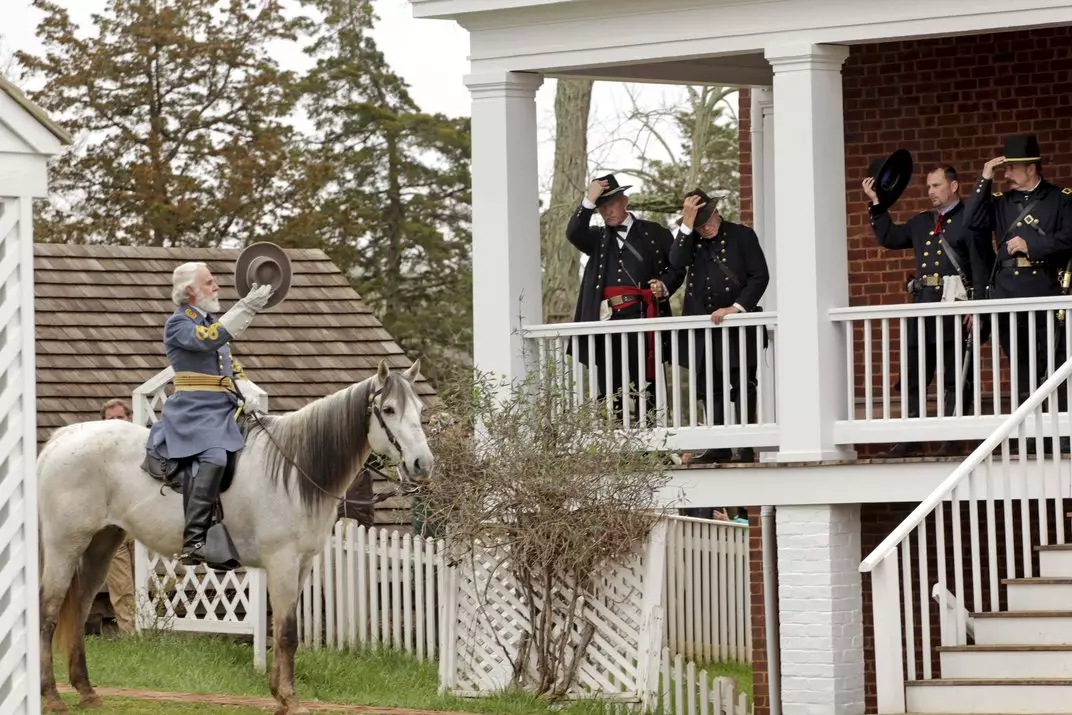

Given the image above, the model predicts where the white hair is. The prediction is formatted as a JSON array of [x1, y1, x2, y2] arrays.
[[171, 261, 207, 305]]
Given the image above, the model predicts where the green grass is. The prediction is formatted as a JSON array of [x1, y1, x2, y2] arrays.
[[51, 694, 282, 714], [54, 631, 686, 714], [695, 660, 753, 702]]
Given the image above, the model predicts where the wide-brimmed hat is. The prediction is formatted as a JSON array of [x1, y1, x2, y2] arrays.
[[593, 173, 631, 207], [866, 148, 914, 212], [678, 188, 718, 228], [235, 241, 291, 310], [1002, 134, 1042, 163]]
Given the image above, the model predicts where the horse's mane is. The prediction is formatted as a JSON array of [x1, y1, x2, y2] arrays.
[[247, 372, 412, 513]]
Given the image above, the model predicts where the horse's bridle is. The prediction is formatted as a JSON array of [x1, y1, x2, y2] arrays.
[[236, 383, 421, 511], [368, 386, 422, 498]]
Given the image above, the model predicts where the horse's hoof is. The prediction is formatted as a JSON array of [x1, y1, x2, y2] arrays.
[[274, 704, 309, 715], [78, 693, 103, 709], [43, 697, 69, 713]]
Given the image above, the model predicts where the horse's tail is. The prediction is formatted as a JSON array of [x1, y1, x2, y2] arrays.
[[52, 564, 85, 660]]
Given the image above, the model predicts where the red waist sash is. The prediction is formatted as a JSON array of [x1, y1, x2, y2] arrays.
[[603, 286, 657, 376]]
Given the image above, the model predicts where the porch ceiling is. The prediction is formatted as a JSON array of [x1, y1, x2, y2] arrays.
[[551, 52, 772, 87]]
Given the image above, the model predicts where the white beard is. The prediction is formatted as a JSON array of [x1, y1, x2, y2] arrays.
[[198, 291, 221, 314]]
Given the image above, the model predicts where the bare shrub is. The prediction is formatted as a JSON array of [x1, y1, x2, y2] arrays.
[[422, 359, 675, 700]]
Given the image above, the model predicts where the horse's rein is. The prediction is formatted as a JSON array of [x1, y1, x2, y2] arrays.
[[233, 382, 419, 510]]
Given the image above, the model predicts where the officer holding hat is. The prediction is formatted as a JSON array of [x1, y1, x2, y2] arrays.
[[670, 188, 769, 466], [566, 173, 685, 423], [963, 134, 1072, 414], [864, 152, 995, 457]]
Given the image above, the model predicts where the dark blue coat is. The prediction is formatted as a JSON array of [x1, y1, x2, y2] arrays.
[[147, 304, 246, 460]]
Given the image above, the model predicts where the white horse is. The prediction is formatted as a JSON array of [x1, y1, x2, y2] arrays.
[[36, 360, 433, 715]]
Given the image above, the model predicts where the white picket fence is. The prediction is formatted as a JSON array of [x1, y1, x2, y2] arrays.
[[299, 517, 752, 669], [664, 517, 751, 664], [296, 521, 446, 660]]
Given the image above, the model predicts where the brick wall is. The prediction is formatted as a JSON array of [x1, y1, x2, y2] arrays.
[[740, 28, 1072, 455]]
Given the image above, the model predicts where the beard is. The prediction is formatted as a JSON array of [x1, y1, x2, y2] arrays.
[[198, 289, 221, 314]]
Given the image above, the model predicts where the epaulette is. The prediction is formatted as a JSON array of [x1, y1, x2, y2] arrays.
[[993, 192, 1003, 197], [1062, 187, 1071, 196], [183, 308, 197, 319]]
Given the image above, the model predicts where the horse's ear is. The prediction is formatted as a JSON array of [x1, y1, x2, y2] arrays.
[[402, 358, 420, 383], [377, 360, 389, 384]]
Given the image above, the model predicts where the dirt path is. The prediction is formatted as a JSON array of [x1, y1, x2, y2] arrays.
[[57, 685, 478, 714]]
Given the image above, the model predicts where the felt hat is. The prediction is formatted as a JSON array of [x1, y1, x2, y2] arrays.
[[235, 241, 291, 310], [866, 148, 914, 212], [680, 188, 719, 228], [1002, 134, 1042, 163], [592, 173, 632, 207]]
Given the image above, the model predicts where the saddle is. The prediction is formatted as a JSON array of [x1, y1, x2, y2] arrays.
[[140, 413, 254, 512]]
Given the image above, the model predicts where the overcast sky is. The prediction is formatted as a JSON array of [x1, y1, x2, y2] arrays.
[[2, 0, 719, 201]]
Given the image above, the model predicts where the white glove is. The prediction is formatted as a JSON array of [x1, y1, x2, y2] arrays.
[[219, 283, 273, 340]]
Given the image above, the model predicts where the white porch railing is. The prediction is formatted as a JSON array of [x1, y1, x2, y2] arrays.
[[859, 355, 1072, 713], [832, 296, 1072, 444], [131, 366, 269, 671], [521, 313, 778, 452]]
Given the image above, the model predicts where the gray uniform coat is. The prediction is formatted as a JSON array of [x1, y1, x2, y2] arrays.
[[147, 304, 246, 460]]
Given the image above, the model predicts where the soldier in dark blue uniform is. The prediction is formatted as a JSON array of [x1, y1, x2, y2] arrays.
[[865, 165, 996, 457], [147, 261, 273, 567], [963, 135, 1072, 419], [566, 174, 686, 422], [669, 189, 769, 466]]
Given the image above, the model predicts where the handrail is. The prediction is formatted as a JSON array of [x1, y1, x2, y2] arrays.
[[830, 294, 1071, 320], [521, 311, 777, 338], [859, 353, 1072, 573]]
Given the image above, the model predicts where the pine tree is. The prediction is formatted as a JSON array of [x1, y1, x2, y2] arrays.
[[16, 0, 309, 247], [292, 0, 473, 386]]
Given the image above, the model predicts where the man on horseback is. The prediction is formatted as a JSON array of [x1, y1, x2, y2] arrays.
[[146, 261, 273, 567]]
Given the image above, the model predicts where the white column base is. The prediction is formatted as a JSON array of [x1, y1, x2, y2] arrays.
[[776, 504, 866, 715]]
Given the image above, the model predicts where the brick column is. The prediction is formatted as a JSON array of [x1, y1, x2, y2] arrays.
[[776, 504, 866, 715]]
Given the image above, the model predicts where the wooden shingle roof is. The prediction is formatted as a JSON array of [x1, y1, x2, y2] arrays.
[[34, 243, 435, 527]]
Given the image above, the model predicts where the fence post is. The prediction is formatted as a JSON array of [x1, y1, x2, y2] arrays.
[[249, 568, 268, 672], [638, 519, 668, 710], [872, 552, 906, 714]]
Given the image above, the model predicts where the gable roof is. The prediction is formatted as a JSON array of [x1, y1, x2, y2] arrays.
[[0, 75, 73, 146], [34, 243, 435, 527]]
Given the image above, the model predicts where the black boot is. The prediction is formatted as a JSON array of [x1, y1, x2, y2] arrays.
[[180, 462, 240, 570]]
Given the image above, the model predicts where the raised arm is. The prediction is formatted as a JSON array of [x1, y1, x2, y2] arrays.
[[669, 193, 706, 269], [863, 177, 913, 249], [566, 179, 611, 256]]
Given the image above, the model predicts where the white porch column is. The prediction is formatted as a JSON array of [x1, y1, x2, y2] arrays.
[[766, 44, 855, 462], [776, 504, 866, 715], [464, 71, 545, 385]]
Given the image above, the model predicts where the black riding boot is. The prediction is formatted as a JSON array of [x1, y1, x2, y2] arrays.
[[180, 462, 240, 569]]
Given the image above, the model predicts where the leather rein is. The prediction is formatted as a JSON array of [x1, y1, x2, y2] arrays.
[[239, 383, 421, 510]]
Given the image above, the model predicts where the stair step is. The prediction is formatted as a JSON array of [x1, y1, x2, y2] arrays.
[[1037, 547, 1072, 577], [973, 611, 1072, 645], [938, 645, 1072, 679], [1003, 578, 1072, 611], [905, 679, 1072, 714]]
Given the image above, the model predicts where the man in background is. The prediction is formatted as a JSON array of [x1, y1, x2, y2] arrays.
[[100, 398, 136, 635]]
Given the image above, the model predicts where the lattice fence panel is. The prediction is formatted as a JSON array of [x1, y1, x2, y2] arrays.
[[443, 528, 665, 705], [131, 373, 269, 670], [0, 199, 38, 714]]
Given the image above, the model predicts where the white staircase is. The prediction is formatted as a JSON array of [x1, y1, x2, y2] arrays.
[[907, 537, 1072, 713], [860, 360, 1072, 715]]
